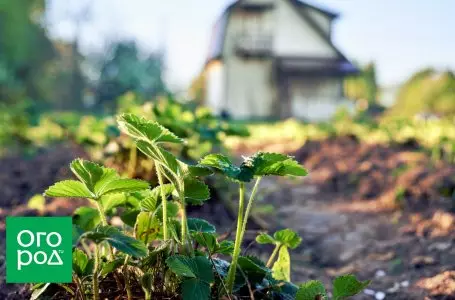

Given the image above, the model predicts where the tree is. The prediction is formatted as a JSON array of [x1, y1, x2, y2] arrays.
[[95, 41, 168, 109], [344, 62, 378, 104]]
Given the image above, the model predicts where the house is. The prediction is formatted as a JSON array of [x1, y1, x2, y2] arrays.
[[204, 0, 358, 121]]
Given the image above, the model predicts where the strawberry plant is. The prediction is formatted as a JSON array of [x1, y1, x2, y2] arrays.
[[38, 113, 369, 299]]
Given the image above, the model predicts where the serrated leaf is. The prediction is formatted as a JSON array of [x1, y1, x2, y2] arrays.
[[155, 202, 180, 220], [70, 159, 104, 191], [135, 212, 161, 244], [295, 280, 327, 300], [140, 184, 174, 212], [188, 218, 216, 233], [236, 256, 270, 285], [332, 275, 370, 300], [184, 177, 210, 205], [245, 152, 308, 177], [272, 246, 291, 282], [182, 278, 211, 300], [97, 178, 149, 196], [136, 140, 181, 175], [166, 255, 214, 282], [82, 225, 148, 257], [101, 194, 127, 213], [165, 255, 197, 278], [44, 180, 93, 198], [72, 249, 91, 277], [121, 209, 140, 227], [117, 113, 183, 144], [216, 240, 234, 255], [198, 154, 249, 181], [274, 229, 302, 249], [194, 232, 217, 253], [256, 233, 276, 245], [185, 164, 213, 177], [100, 258, 124, 278], [73, 206, 100, 231]]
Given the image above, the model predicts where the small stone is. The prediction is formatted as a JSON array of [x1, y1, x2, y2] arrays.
[[375, 269, 386, 278], [387, 282, 400, 293], [364, 289, 375, 295], [400, 280, 409, 287], [375, 291, 386, 300]]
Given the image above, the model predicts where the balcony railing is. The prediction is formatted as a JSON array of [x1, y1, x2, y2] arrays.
[[234, 34, 273, 57]]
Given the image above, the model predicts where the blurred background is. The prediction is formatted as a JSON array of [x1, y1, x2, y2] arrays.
[[1, 0, 455, 299]]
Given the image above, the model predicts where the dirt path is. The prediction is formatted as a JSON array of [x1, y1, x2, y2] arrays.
[[253, 176, 454, 299]]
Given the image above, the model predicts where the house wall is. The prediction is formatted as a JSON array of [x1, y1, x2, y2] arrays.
[[205, 61, 225, 115], [290, 77, 348, 121], [273, 0, 336, 57]]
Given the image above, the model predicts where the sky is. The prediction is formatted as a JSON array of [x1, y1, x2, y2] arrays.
[[47, 0, 455, 90]]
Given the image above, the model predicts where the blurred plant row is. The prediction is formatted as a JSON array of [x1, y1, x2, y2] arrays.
[[226, 112, 455, 163]]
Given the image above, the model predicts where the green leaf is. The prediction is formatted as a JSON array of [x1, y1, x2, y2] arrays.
[[140, 184, 174, 212], [72, 249, 92, 277], [216, 240, 234, 255], [82, 225, 148, 257], [295, 280, 327, 300], [97, 178, 149, 196], [185, 164, 213, 177], [121, 209, 140, 227], [100, 258, 124, 278], [30, 283, 51, 300], [182, 278, 211, 300], [70, 159, 104, 191], [198, 154, 249, 181], [166, 255, 197, 278], [136, 140, 180, 175], [155, 202, 180, 219], [245, 152, 308, 177], [166, 255, 214, 300], [256, 233, 276, 245], [166, 255, 214, 282], [47, 159, 149, 200], [274, 229, 302, 249], [73, 206, 100, 231], [184, 177, 210, 205], [272, 246, 291, 282], [101, 194, 127, 213], [332, 275, 370, 300], [27, 194, 46, 211], [187, 218, 216, 233], [117, 113, 183, 144], [44, 180, 93, 198], [236, 256, 270, 285], [194, 232, 217, 253], [135, 212, 160, 244]]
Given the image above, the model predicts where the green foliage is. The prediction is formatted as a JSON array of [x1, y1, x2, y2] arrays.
[[332, 275, 371, 300], [295, 280, 327, 300], [271, 246, 291, 282], [41, 115, 367, 300], [45, 159, 149, 200], [82, 225, 148, 257], [166, 255, 214, 300]]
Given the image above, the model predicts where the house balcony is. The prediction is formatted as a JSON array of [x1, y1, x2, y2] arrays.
[[234, 34, 273, 58]]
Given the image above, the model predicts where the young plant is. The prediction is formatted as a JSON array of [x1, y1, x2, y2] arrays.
[[198, 152, 308, 294]]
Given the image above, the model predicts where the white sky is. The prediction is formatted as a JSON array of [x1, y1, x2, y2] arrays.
[[47, 0, 455, 90]]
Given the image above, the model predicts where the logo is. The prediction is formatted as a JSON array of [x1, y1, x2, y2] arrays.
[[6, 217, 72, 283]]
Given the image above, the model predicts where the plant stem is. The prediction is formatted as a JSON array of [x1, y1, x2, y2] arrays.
[[96, 201, 108, 226], [240, 177, 262, 239], [180, 197, 188, 247], [123, 255, 132, 300], [156, 164, 169, 240], [93, 244, 100, 300], [95, 200, 114, 259], [266, 244, 281, 268], [127, 144, 137, 178], [225, 182, 246, 295]]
